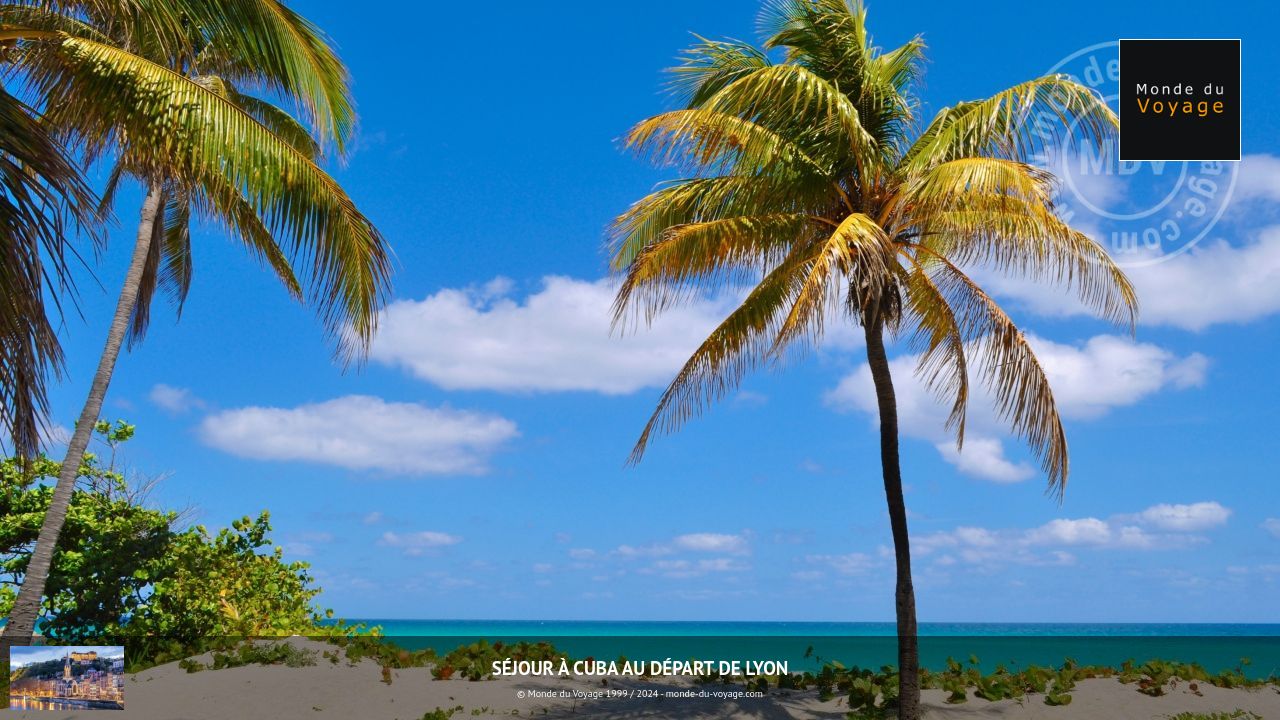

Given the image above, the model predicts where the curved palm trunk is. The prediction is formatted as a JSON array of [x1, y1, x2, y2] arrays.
[[864, 317, 920, 720], [1, 184, 164, 652]]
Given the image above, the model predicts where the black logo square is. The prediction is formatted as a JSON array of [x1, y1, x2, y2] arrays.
[[1119, 39, 1240, 161]]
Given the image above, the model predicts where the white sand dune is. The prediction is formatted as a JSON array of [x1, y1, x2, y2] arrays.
[[7, 640, 1278, 719]]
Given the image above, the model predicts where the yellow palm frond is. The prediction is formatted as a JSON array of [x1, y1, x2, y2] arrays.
[[624, 108, 831, 178], [900, 157, 1055, 214], [901, 75, 1116, 170], [899, 158, 1138, 330], [613, 213, 829, 325], [609, 174, 838, 270], [915, 205, 1138, 330], [701, 62, 881, 176], [773, 212, 891, 350], [627, 245, 817, 463]]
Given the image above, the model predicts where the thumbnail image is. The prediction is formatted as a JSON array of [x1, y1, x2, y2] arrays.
[[7, 647, 124, 711]]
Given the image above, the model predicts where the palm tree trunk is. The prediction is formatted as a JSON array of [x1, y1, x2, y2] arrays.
[[864, 316, 920, 720], [1, 184, 164, 652]]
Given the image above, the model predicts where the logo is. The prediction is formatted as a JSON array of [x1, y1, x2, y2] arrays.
[[1038, 41, 1238, 267], [1119, 39, 1240, 162]]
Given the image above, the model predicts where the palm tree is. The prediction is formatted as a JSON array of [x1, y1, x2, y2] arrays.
[[0, 0, 390, 647], [609, 2, 1137, 716]]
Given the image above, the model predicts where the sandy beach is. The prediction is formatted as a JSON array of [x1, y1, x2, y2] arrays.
[[6, 640, 1278, 720]]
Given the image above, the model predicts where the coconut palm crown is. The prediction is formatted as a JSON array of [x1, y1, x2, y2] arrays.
[[609, 1, 1138, 717]]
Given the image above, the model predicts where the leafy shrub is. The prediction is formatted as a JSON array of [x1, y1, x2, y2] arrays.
[[0, 422, 368, 672]]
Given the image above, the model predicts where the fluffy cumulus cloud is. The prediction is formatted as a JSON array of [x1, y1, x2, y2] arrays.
[[369, 276, 858, 395], [199, 395, 517, 475], [368, 276, 737, 394], [825, 334, 1207, 482], [913, 501, 1230, 568]]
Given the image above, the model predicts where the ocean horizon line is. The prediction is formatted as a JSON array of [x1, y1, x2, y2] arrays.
[[348, 619, 1280, 638]]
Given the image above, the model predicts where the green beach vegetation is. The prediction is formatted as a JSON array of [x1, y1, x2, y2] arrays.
[[609, 0, 1136, 717], [0, 422, 359, 675], [0, 0, 390, 654]]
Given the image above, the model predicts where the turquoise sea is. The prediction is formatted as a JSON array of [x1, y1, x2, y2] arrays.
[[352, 621, 1280, 678]]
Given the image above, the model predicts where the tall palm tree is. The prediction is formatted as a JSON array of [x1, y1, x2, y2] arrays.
[[609, 1, 1137, 716], [0, 0, 390, 647]]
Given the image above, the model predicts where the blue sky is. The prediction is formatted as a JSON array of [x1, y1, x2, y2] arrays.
[[38, 0, 1280, 623]]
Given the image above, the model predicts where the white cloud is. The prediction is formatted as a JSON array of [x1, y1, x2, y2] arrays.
[[1263, 518, 1280, 539], [672, 533, 749, 555], [199, 395, 518, 475], [825, 334, 1206, 482], [935, 438, 1033, 483], [914, 501, 1225, 567], [370, 276, 858, 395], [362, 511, 384, 525], [149, 384, 204, 414], [369, 276, 737, 394], [1026, 518, 1116, 546], [1129, 502, 1232, 531], [380, 531, 461, 556]]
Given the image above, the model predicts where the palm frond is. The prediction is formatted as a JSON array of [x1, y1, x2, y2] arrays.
[[900, 75, 1117, 170], [624, 108, 831, 178], [668, 35, 772, 108], [181, 0, 355, 152], [627, 244, 817, 463], [916, 247, 1068, 495], [0, 88, 97, 455], [613, 213, 829, 325], [701, 62, 881, 177], [899, 255, 968, 446], [772, 211, 891, 350], [900, 157, 1138, 330], [195, 75, 322, 159], [609, 173, 839, 270], [29, 34, 387, 357]]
